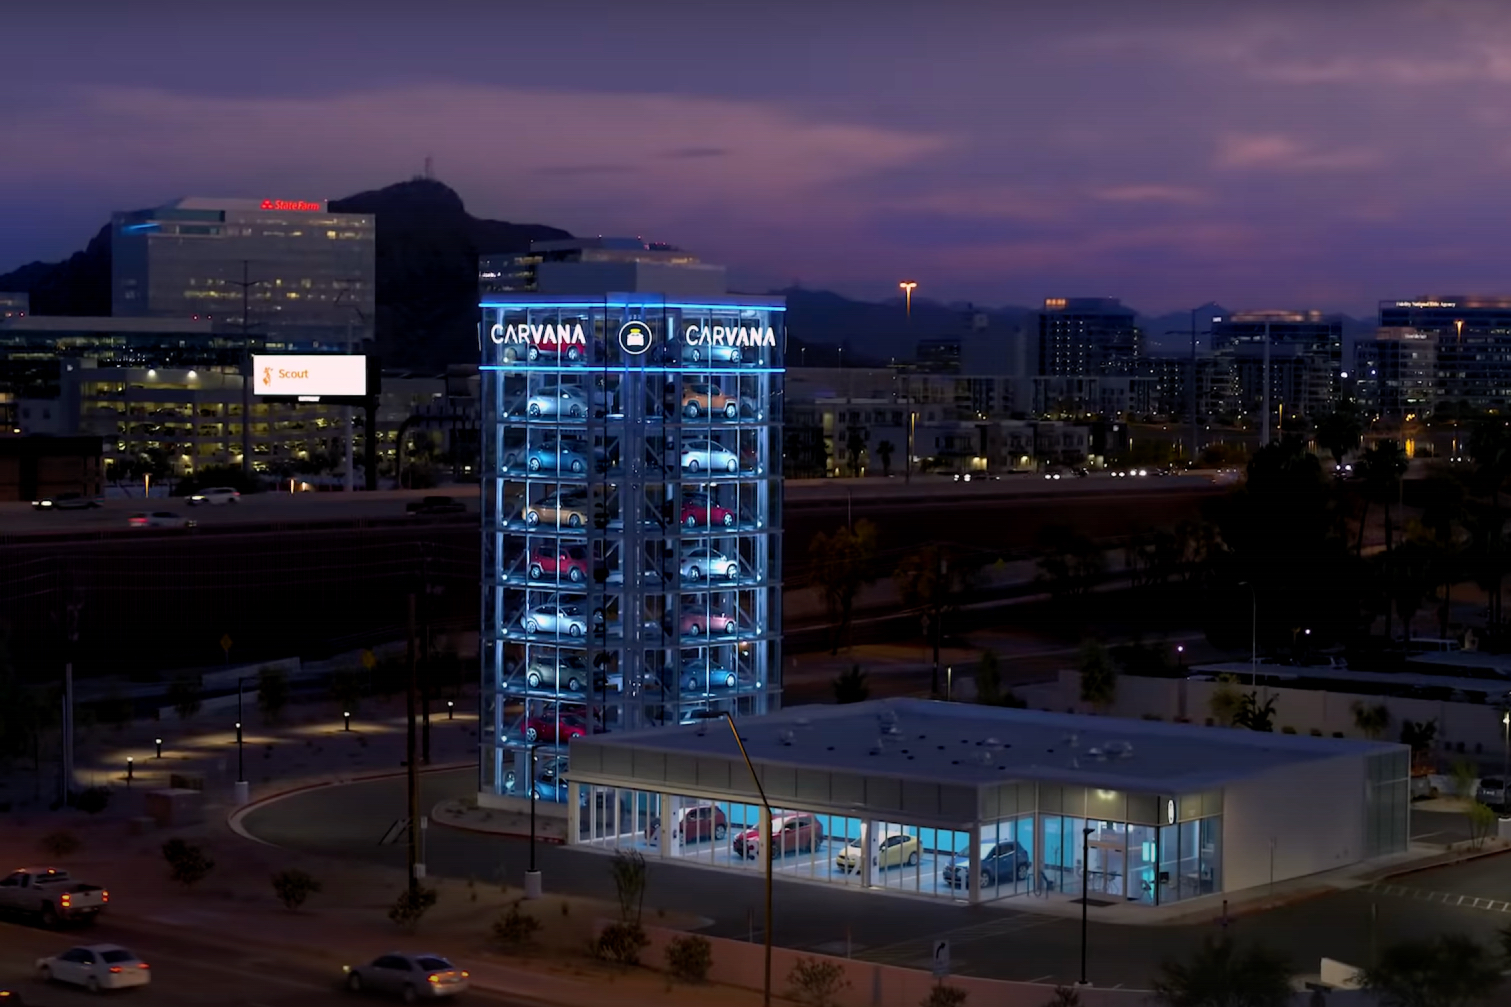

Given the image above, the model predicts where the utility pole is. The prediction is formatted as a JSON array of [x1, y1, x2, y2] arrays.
[[227, 261, 266, 479], [61, 588, 82, 804], [1189, 307, 1198, 464], [406, 593, 420, 892], [1260, 321, 1272, 446], [420, 550, 432, 766], [931, 550, 946, 696]]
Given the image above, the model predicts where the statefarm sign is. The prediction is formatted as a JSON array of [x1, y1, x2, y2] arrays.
[[682, 324, 776, 348]]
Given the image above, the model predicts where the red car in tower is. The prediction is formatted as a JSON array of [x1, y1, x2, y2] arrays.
[[525, 710, 589, 743], [679, 611, 738, 636], [681, 494, 735, 529], [528, 545, 589, 583]]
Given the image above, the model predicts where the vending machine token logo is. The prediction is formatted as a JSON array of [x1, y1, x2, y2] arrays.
[[618, 320, 653, 355]]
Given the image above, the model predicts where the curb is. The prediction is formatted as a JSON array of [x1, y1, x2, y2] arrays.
[[227, 761, 473, 845], [1373, 842, 1511, 881], [430, 812, 567, 844]]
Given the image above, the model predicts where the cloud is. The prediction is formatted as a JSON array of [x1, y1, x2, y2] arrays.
[[1090, 184, 1209, 205], [1, 83, 946, 238], [1214, 134, 1380, 172]]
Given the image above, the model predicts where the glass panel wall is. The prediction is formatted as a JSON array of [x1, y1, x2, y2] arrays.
[[980, 815, 1036, 900]]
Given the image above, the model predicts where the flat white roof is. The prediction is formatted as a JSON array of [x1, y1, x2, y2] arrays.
[[581, 698, 1398, 793], [1195, 661, 1511, 700]]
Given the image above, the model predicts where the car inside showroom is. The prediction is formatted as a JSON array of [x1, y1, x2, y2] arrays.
[[562, 699, 1410, 905]]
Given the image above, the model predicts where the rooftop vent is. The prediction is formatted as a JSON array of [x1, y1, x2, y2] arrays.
[[1104, 740, 1134, 759], [777, 730, 796, 747], [794, 717, 811, 729], [974, 750, 994, 766], [1087, 747, 1107, 760]]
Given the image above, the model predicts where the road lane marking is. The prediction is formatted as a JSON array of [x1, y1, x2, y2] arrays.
[[1366, 881, 1511, 914]]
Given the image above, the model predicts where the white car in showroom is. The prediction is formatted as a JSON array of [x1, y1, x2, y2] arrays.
[[526, 384, 599, 419], [681, 439, 740, 474], [187, 486, 240, 505], [521, 602, 589, 637], [36, 944, 151, 992], [680, 547, 739, 581]]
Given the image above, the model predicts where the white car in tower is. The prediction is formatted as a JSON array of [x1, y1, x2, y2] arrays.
[[681, 439, 740, 474], [680, 548, 739, 581], [526, 384, 600, 419], [520, 603, 589, 638]]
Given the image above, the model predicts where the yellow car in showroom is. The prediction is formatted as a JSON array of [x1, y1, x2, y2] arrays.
[[835, 830, 921, 874]]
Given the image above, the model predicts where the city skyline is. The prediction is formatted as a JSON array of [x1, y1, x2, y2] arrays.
[[6, 1, 1511, 314]]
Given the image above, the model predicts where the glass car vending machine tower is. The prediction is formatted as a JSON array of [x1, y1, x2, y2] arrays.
[[479, 293, 784, 803]]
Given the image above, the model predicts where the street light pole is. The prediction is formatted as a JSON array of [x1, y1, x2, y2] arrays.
[[899, 281, 918, 320], [236, 677, 247, 783], [1502, 712, 1509, 803], [698, 711, 772, 1007], [1078, 825, 1094, 987], [525, 741, 543, 898]]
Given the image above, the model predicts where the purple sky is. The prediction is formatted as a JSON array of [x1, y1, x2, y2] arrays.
[[4, 0, 1510, 314]]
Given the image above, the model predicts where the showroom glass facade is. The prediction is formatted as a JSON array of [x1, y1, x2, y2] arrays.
[[478, 295, 783, 802], [568, 777, 1223, 906]]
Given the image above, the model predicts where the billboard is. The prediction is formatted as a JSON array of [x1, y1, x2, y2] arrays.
[[252, 355, 367, 398]]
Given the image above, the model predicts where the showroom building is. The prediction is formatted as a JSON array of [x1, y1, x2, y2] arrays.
[[563, 699, 1410, 905]]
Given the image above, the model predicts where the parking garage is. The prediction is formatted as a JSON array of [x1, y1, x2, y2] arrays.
[[562, 698, 1410, 905]]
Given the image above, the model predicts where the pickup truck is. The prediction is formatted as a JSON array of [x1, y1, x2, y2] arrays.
[[0, 868, 107, 927]]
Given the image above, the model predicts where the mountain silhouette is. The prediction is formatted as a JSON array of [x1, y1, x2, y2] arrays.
[[0, 178, 570, 369]]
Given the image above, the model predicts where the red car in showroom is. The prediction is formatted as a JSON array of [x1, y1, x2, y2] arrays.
[[528, 545, 589, 583], [679, 611, 737, 636], [681, 494, 736, 529], [732, 812, 825, 859], [525, 709, 589, 742]]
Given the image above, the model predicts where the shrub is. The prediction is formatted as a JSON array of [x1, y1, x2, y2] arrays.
[[666, 934, 713, 983], [1041, 987, 1083, 1007], [388, 885, 438, 929], [922, 984, 969, 1007], [38, 830, 81, 858], [491, 901, 541, 948], [161, 838, 215, 888], [786, 957, 850, 1007], [1281, 726, 1297, 735], [592, 921, 649, 965], [270, 869, 322, 911], [167, 678, 200, 720], [257, 667, 289, 724], [70, 786, 111, 816]]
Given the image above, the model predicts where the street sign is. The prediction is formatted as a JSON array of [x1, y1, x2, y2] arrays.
[[220, 634, 233, 654], [931, 940, 950, 978], [361, 649, 377, 671]]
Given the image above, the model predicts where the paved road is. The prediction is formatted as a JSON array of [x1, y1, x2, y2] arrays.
[[241, 768, 1511, 988], [0, 917, 526, 1007]]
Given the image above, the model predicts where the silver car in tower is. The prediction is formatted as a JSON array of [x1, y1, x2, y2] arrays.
[[680, 547, 739, 581], [521, 603, 589, 638]]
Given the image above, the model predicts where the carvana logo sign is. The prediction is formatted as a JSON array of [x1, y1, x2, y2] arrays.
[[618, 320, 653, 355]]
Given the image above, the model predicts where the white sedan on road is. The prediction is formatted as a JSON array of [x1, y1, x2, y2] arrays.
[[680, 439, 740, 474], [345, 953, 469, 1001], [37, 944, 151, 992], [187, 486, 240, 505]]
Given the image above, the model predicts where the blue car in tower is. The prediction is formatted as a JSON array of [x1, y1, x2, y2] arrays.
[[525, 441, 590, 475]]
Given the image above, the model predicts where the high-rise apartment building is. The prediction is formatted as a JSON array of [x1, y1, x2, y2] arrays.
[[1210, 310, 1342, 424], [1378, 298, 1511, 414], [112, 197, 375, 347], [1353, 328, 1437, 421], [1034, 297, 1143, 378]]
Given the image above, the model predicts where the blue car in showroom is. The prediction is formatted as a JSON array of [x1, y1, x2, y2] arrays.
[[940, 839, 1031, 890]]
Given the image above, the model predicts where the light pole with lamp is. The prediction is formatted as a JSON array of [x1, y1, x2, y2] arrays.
[[525, 741, 543, 898], [1502, 711, 1509, 810], [899, 281, 918, 320], [233, 675, 252, 804], [1238, 582, 1257, 685], [695, 710, 772, 1007], [1077, 825, 1094, 987]]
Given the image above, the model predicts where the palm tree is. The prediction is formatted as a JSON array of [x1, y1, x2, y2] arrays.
[[1361, 934, 1503, 1007], [1356, 439, 1408, 559], [876, 440, 896, 477], [1077, 640, 1117, 712], [1316, 408, 1363, 469], [1151, 935, 1293, 1007], [1352, 701, 1391, 739], [832, 665, 869, 704], [807, 520, 881, 654]]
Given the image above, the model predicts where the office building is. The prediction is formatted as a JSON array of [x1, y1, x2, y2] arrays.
[[1378, 298, 1511, 415], [478, 253, 782, 808], [480, 238, 722, 297], [1353, 328, 1437, 421], [1035, 297, 1143, 379], [112, 197, 374, 347], [563, 698, 1408, 906], [1146, 353, 1238, 423], [1211, 311, 1342, 424]]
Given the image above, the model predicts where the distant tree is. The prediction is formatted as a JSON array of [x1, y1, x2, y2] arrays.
[[1316, 409, 1363, 468], [328, 668, 366, 715], [1035, 526, 1106, 603], [894, 544, 978, 694], [1352, 702, 1391, 739], [1401, 718, 1438, 772], [975, 649, 1003, 705], [1151, 935, 1293, 1007], [876, 440, 896, 477], [167, 678, 201, 721], [845, 428, 867, 476], [1355, 439, 1409, 566], [1232, 692, 1277, 732], [1361, 934, 1502, 1007], [257, 667, 289, 724], [1078, 641, 1117, 712], [1208, 675, 1243, 727], [832, 665, 869, 704], [807, 520, 880, 654]]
